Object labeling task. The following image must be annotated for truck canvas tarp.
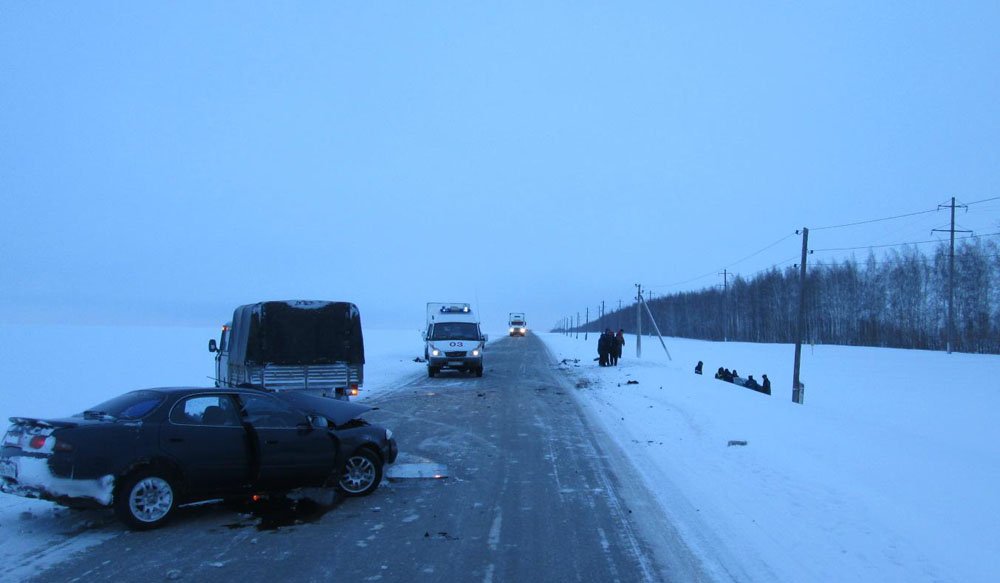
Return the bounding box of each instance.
[212,300,364,399]
[247,301,364,366]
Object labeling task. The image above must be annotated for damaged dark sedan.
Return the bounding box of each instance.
[0,387,397,530]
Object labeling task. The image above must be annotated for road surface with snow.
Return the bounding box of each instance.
[22,333,705,582]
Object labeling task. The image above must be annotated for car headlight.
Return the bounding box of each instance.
[431,348,440,357]
[385,428,393,440]
[472,349,480,357]
[509,327,514,333]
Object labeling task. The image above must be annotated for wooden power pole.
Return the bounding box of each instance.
[792,228,809,404]
[933,197,969,354]
[635,283,642,358]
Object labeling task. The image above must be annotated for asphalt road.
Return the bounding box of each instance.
[28,334,709,583]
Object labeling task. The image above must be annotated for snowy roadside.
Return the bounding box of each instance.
[538,332,1000,583]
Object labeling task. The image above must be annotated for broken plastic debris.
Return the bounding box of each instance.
[386,463,449,480]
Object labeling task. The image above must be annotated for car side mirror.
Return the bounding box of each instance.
[208,339,218,352]
[309,415,330,429]
[482,334,489,343]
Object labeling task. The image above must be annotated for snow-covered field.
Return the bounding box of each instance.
[542,332,1000,583]
[1,323,997,581]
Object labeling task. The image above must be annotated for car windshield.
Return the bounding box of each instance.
[430,322,481,341]
[82,390,165,420]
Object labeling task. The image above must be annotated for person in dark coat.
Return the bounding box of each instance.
[611,329,625,366]
[695,361,703,375]
[597,329,612,367]
[761,374,771,395]
[715,367,725,380]
[722,368,733,382]
[745,375,760,391]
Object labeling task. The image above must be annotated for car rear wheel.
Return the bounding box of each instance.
[337,449,383,497]
[114,468,176,530]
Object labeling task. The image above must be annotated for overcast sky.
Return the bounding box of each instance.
[2,2,998,331]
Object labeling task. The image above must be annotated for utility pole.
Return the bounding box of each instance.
[933,197,969,354]
[639,293,673,360]
[719,269,729,342]
[601,300,605,323]
[792,228,810,404]
[575,312,579,339]
[635,283,643,358]
[585,307,589,341]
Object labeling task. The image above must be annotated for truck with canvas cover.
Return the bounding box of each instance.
[209,300,364,400]
[423,302,487,378]
[508,312,527,336]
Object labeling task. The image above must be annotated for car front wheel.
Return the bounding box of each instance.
[337,449,383,497]
[114,468,177,530]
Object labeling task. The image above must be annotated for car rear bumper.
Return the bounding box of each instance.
[1,455,114,508]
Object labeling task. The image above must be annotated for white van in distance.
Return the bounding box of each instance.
[424,302,487,377]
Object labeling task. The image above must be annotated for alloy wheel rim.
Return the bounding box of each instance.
[340,455,376,493]
[129,477,174,522]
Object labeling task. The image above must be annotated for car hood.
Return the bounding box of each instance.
[274,392,371,426]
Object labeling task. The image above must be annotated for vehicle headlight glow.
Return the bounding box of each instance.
[431,349,440,357]
[472,349,480,357]
[509,327,514,333]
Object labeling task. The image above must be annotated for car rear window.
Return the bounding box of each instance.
[83,390,165,420]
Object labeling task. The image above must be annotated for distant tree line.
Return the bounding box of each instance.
[585,239,1000,354]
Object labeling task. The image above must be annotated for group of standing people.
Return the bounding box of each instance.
[707,364,771,395]
[598,329,625,367]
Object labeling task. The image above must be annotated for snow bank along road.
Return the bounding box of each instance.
[19,333,708,582]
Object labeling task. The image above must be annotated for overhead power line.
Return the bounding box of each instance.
[653,232,797,289]
[644,198,995,296]
[811,231,1000,253]
[812,207,939,231]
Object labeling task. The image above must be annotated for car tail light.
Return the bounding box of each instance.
[26,435,72,452]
